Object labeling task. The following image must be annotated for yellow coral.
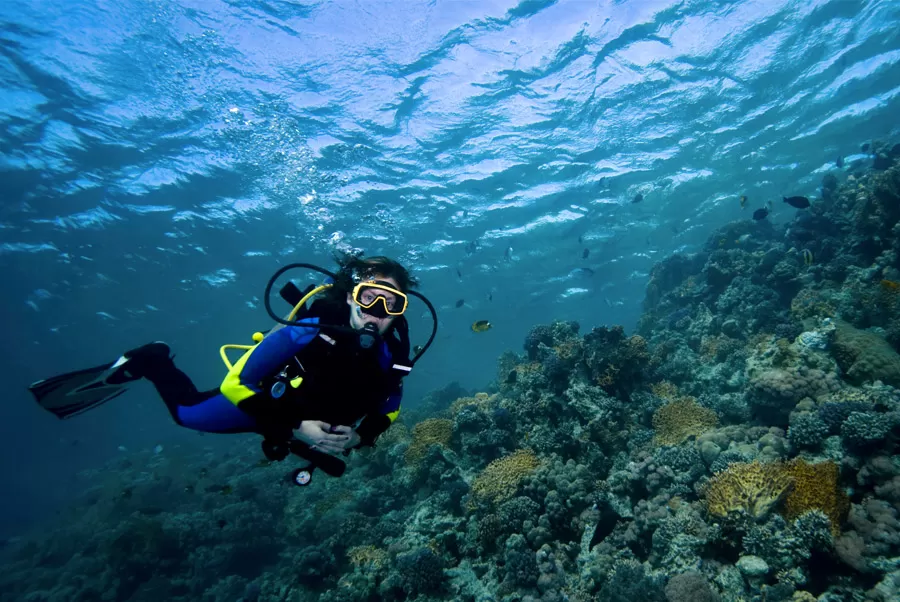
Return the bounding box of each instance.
[596,364,620,387]
[450,392,496,415]
[404,418,453,465]
[700,335,721,360]
[347,545,388,569]
[652,397,718,445]
[471,449,541,504]
[703,461,794,519]
[627,334,647,354]
[553,339,584,361]
[650,380,680,401]
[790,289,835,321]
[782,459,849,536]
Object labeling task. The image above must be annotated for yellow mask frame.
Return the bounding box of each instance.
[352,280,408,316]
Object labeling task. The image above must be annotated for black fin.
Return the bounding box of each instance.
[29,360,130,419]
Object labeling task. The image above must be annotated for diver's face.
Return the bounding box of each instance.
[347,274,399,335]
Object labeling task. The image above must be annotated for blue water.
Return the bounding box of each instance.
[1,0,899,540]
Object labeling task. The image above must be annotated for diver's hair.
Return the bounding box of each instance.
[330,252,418,296]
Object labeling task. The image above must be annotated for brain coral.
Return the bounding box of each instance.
[471,449,541,504]
[702,461,794,520]
[652,397,718,445]
[832,320,900,386]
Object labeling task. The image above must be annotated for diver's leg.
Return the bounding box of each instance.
[118,343,257,433]
[168,392,259,433]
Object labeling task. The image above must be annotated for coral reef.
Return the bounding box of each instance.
[3,149,900,602]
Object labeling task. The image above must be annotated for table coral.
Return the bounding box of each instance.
[702,461,794,520]
[782,459,849,536]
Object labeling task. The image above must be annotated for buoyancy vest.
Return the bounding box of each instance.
[254,298,410,429]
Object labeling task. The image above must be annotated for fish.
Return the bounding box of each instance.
[413,344,424,355]
[578,234,583,244]
[256,459,272,468]
[836,156,844,168]
[589,499,632,549]
[570,267,595,278]
[217,519,227,528]
[582,248,590,259]
[184,485,194,494]
[862,143,870,153]
[120,487,133,500]
[504,246,512,262]
[631,193,643,204]
[455,299,465,308]
[471,320,492,333]
[752,207,769,221]
[739,195,748,209]
[505,369,517,384]
[456,268,463,280]
[802,249,813,266]
[881,279,900,292]
[783,196,810,209]
[465,240,478,255]
[487,293,493,302]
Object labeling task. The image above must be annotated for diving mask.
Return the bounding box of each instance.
[352,280,408,318]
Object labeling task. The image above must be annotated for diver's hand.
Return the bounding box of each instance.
[294,421,349,455]
[330,425,361,449]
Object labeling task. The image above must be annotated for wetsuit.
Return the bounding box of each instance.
[133,300,405,448]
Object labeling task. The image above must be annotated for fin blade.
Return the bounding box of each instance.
[29,361,130,420]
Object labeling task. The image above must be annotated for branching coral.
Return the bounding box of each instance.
[470,449,541,504]
[405,418,453,465]
[652,397,718,445]
[702,461,794,519]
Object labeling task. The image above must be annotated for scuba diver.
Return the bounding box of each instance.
[28,255,438,486]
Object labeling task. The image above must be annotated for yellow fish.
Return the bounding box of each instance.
[471,320,492,333]
[739,195,747,209]
[802,249,813,266]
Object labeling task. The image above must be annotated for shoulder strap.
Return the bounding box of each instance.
[385,316,412,378]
